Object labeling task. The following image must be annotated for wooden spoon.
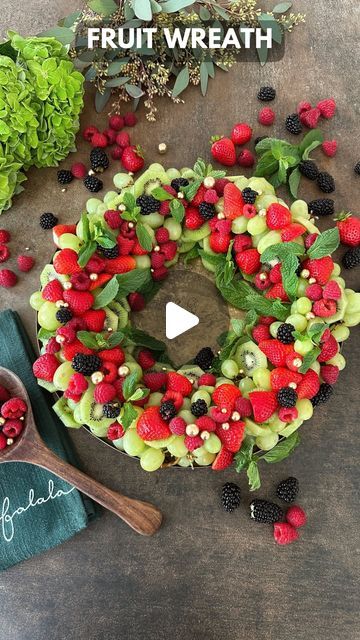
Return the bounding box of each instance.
[0,367,162,536]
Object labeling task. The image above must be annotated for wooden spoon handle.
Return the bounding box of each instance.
[19,442,162,536]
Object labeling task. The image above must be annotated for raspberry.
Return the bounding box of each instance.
[317,98,336,119]
[237,149,255,167]
[300,107,321,129]
[184,435,203,451]
[66,373,88,395]
[214,178,230,196]
[124,112,137,127]
[0,230,10,243]
[312,299,337,318]
[286,505,307,528]
[0,433,7,450]
[258,107,275,126]
[17,255,35,272]
[2,419,24,438]
[168,416,186,435]
[111,146,123,160]
[234,397,252,417]
[0,385,10,403]
[128,291,145,311]
[1,397,27,419]
[0,269,17,288]
[160,241,177,261]
[70,272,91,291]
[155,227,170,244]
[323,280,341,300]
[71,162,87,179]
[204,188,219,204]
[45,337,61,354]
[198,373,216,387]
[107,422,125,440]
[137,349,156,370]
[297,100,312,115]
[151,252,166,269]
[320,364,339,384]
[109,115,124,131]
[279,406,298,423]
[94,383,117,404]
[102,128,117,145]
[152,266,168,281]
[273,522,299,545]
[83,126,99,141]
[233,234,252,252]
[305,283,323,301]
[196,415,216,433]
[254,272,270,290]
[0,245,10,263]
[116,131,130,148]
[91,132,108,148]
[322,140,337,157]
[104,209,121,229]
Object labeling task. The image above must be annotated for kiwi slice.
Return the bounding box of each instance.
[108,300,128,329]
[177,365,205,384]
[178,241,195,254]
[53,397,80,429]
[326,291,348,324]
[104,306,119,332]
[37,379,57,393]
[235,341,268,376]
[279,418,304,438]
[201,257,216,273]
[202,236,217,256]
[144,435,175,449]
[133,163,170,198]
[40,264,69,287]
[79,386,113,434]
[181,224,210,243]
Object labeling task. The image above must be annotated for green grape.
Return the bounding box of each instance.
[239,377,255,397]
[245,418,266,436]
[167,436,188,458]
[270,321,282,338]
[135,255,151,269]
[178,409,195,424]
[296,398,313,421]
[53,361,73,391]
[86,197,102,214]
[279,418,303,438]
[146,392,163,407]
[251,231,267,248]
[327,353,346,370]
[331,325,350,342]
[113,172,133,190]
[344,312,360,327]
[139,213,162,229]
[104,190,119,205]
[113,437,125,451]
[221,359,239,379]
[296,278,308,297]
[296,297,312,315]
[290,199,309,220]
[287,313,308,332]
[30,291,44,311]
[345,292,360,315]
[96,203,108,216]
[215,377,235,387]
[204,433,222,454]
[191,389,211,406]
[231,216,248,234]
[164,218,182,240]
[269,417,287,433]
[248,177,275,195]
[294,338,313,355]
[182,397,191,410]
[256,432,279,451]
[178,455,192,467]
[290,301,298,314]
[257,231,282,254]
[167,167,181,180]
[332,263,341,277]
[333,276,345,288]
[234,177,249,190]
[253,367,271,390]
[123,430,147,457]
[38,301,61,331]
[247,215,267,236]
[140,447,165,471]
[310,360,320,374]
[198,385,215,395]
[194,449,215,466]
[256,195,278,210]
[124,361,143,381]
[58,233,83,253]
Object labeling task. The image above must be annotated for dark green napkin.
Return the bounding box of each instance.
[0,310,98,570]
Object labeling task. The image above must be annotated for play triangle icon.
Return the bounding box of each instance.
[165,302,199,340]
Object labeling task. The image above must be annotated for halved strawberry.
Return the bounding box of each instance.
[161,390,183,411]
[191,184,207,206]
[223,183,245,220]
[80,309,106,332]
[249,390,278,423]
[53,249,81,275]
[212,383,241,408]
[265,283,289,301]
[297,368,320,399]
[42,279,64,302]
[211,446,234,470]
[63,290,94,315]
[317,334,338,362]
[136,406,171,441]
[89,273,112,291]
[166,371,193,397]
[301,257,334,285]
[259,340,293,367]
[216,420,245,453]
[270,367,303,391]
[98,347,125,365]
[62,340,94,361]
[281,223,306,242]
[104,256,136,274]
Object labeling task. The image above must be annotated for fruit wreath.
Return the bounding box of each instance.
[31,159,360,486]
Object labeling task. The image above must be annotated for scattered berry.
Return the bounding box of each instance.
[300,107,321,129]
[258,107,275,126]
[83,175,103,193]
[221,482,241,512]
[109,115,124,131]
[111,146,123,160]
[210,137,236,166]
[276,477,299,503]
[103,128,117,145]
[257,86,276,102]
[317,171,335,193]
[91,132,108,148]
[231,122,252,145]
[40,212,58,229]
[299,160,319,181]
[286,505,307,528]
[317,98,336,119]
[297,100,312,115]
[0,269,17,288]
[322,140,337,157]
[57,170,73,185]
[342,246,360,269]
[90,147,109,172]
[124,112,137,127]
[354,161,360,176]
[71,162,87,179]
[237,149,255,167]
[17,255,35,272]
[250,499,283,523]
[273,522,299,545]
[83,126,99,141]
[285,113,302,135]
[311,382,333,406]
[0,230,10,243]
[0,245,10,263]
[116,131,131,148]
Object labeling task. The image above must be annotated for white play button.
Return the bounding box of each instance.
[165,302,199,340]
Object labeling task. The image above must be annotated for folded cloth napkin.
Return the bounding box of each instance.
[0,309,98,570]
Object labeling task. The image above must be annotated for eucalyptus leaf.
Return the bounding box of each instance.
[272,1,292,13]
[133,0,152,20]
[105,76,130,88]
[107,59,130,75]
[172,65,189,98]
[200,61,209,96]
[95,88,111,113]
[40,27,74,45]
[258,14,283,44]
[161,0,195,13]
[125,84,144,99]
[87,0,117,16]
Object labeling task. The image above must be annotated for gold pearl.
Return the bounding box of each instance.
[128,222,134,228]
[217,213,225,220]
[118,204,126,212]
[154,245,161,252]
[293,358,302,368]
[222,422,230,431]
[63,282,72,290]
[177,192,184,200]
[158,142,167,154]
[0,417,5,426]
[6,438,14,446]
[61,188,67,193]
[88,169,95,176]
[301,269,310,279]
[308,277,316,284]
[185,424,199,437]
[55,335,65,344]
[306,312,315,320]
[204,176,215,189]
[89,273,98,281]
[231,411,240,421]
[118,365,130,377]
[91,371,104,384]
[200,430,210,440]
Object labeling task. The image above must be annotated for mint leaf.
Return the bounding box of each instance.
[170,199,185,223]
[96,235,116,249]
[77,331,101,349]
[123,192,136,211]
[37,328,54,343]
[78,240,97,268]
[93,276,119,309]
[259,432,300,463]
[182,179,202,202]
[231,318,245,336]
[247,460,261,491]
[261,242,304,264]
[307,322,328,341]
[299,129,324,156]
[107,332,125,348]
[116,268,151,298]
[307,228,340,259]
[121,402,138,430]
[136,223,153,252]
[234,437,255,472]
[298,347,321,373]
[281,253,299,301]
[125,327,166,352]
[122,372,139,401]
[302,140,322,160]
[152,187,173,202]
[254,151,279,177]
[288,167,301,199]
[128,388,149,402]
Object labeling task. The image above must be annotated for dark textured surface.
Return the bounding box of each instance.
[0,1,359,638]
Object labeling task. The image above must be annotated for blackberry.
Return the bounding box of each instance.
[171,177,189,192]
[72,353,102,376]
[84,175,103,193]
[194,347,214,370]
[311,382,333,407]
[191,399,208,417]
[97,244,119,259]
[254,136,267,147]
[276,477,299,503]
[160,400,177,421]
[250,499,283,523]
[55,308,73,324]
[257,86,276,102]
[354,161,360,176]
[199,202,216,221]
[57,170,73,185]
[221,482,241,513]
[277,387,297,408]
[285,113,302,135]
[136,194,159,215]
[299,160,319,181]
[90,147,109,173]
[103,402,121,419]
[308,198,334,217]
[277,323,295,345]
[317,171,335,193]
[342,246,360,269]
[242,187,258,204]
[39,212,58,230]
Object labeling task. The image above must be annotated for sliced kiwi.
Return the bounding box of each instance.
[53,397,81,429]
[108,300,128,329]
[40,264,69,287]
[181,224,210,243]
[144,435,175,449]
[133,164,170,198]
[202,236,217,256]
[279,418,304,438]
[201,257,217,273]
[235,341,268,376]
[178,241,195,254]
[104,306,119,332]
[177,365,205,384]
[73,403,84,426]
[80,386,113,434]
[37,379,57,393]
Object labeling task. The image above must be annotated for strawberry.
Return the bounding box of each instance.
[270,367,303,391]
[137,349,156,370]
[216,420,245,453]
[211,446,234,470]
[238,149,255,167]
[266,203,291,230]
[191,184,207,206]
[167,371,193,397]
[259,339,292,367]
[297,368,320,399]
[281,223,306,242]
[233,234,252,253]
[143,371,167,392]
[249,390,278,423]
[223,183,244,220]
[317,334,338,362]
[210,137,236,166]
[305,283,323,301]
[212,383,241,408]
[322,140,337,157]
[63,290,94,315]
[104,256,136,275]
[80,309,106,332]
[252,324,270,343]
[198,373,216,387]
[258,107,275,126]
[317,98,336,119]
[98,347,125,365]
[185,206,203,230]
[320,364,339,384]
[322,280,341,300]
[336,214,360,247]
[42,279,64,302]
[285,351,303,372]
[302,257,334,285]
[300,107,321,129]
[162,390,183,411]
[121,145,144,173]
[304,233,319,250]
[312,299,337,318]
[274,522,299,545]
[265,283,289,302]
[32,353,59,381]
[62,340,93,361]
[89,273,112,291]
[136,406,171,441]
[231,122,252,145]
[269,263,282,284]
[235,248,260,274]
[209,232,231,253]
[52,224,77,247]
[53,249,81,275]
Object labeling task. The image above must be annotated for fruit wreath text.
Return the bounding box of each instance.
[30,159,360,488]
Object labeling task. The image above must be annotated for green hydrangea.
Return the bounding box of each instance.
[0,33,84,213]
